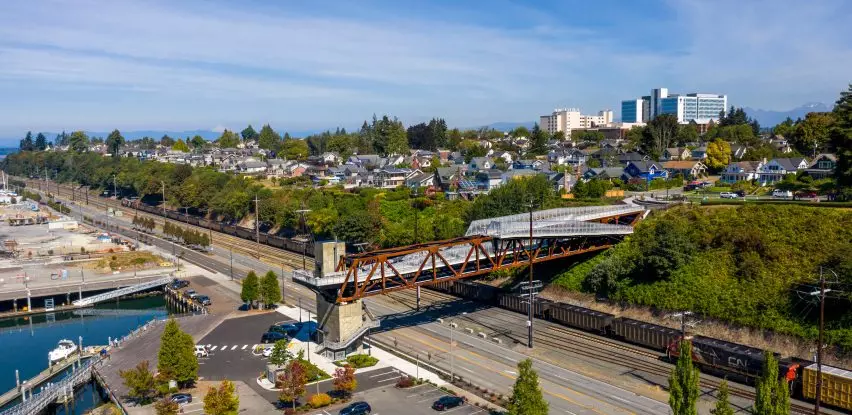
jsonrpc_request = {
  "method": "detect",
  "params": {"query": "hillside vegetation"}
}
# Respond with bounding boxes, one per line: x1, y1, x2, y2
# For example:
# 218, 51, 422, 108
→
554, 205, 852, 352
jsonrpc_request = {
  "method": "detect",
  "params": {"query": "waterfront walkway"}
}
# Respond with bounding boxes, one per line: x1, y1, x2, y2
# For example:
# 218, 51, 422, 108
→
95, 313, 226, 411
0, 351, 99, 408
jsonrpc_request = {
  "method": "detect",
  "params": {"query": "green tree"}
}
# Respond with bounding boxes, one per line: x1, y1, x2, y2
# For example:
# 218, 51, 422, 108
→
157, 319, 199, 386
677, 123, 699, 145
792, 112, 834, 157
705, 139, 732, 172
278, 360, 308, 409
646, 114, 679, 159
269, 339, 293, 366
258, 124, 282, 151
154, 397, 179, 415
507, 359, 548, 415
831, 84, 852, 196
69, 130, 90, 152
241, 271, 260, 306
668, 340, 699, 415
191, 135, 206, 151
512, 126, 530, 138
204, 379, 240, 415
753, 351, 789, 415
172, 139, 190, 152
106, 129, 125, 157
19, 131, 34, 151
711, 380, 735, 415
529, 123, 548, 155
217, 129, 240, 148
332, 364, 357, 397
34, 133, 48, 150
241, 125, 258, 142
160, 135, 175, 147
260, 270, 282, 307
120, 360, 157, 404
281, 138, 309, 160
772, 117, 796, 138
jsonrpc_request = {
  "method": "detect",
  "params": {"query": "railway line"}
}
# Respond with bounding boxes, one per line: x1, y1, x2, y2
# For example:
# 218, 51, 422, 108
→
27, 179, 833, 414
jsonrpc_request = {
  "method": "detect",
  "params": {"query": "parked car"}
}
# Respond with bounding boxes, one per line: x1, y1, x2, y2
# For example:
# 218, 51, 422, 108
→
194, 345, 209, 358
269, 323, 299, 336
262, 346, 275, 357
196, 295, 212, 306
772, 189, 793, 199
170, 279, 190, 289
171, 393, 192, 405
796, 191, 818, 199
719, 192, 738, 199
238, 303, 251, 311
184, 289, 198, 299
260, 331, 288, 344
339, 401, 371, 415
432, 396, 465, 411
734, 190, 746, 198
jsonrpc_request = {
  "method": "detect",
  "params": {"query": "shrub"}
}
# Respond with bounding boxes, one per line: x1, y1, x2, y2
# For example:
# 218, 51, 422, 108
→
307, 393, 332, 408
345, 354, 378, 368
396, 376, 415, 388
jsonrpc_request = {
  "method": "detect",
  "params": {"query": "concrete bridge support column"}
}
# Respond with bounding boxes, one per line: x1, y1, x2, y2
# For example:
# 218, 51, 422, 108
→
13, 299, 17, 312
26, 290, 31, 312
316, 294, 363, 346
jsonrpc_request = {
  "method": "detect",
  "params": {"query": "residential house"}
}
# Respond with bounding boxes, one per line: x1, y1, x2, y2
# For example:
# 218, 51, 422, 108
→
237, 160, 267, 175
583, 167, 626, 182
469, 157, 493, 171
623, 161, 668, 182
729, 144, 747, 160
662, 161, 707, 179
690, 146, 708, 160
618, 152, 646, 165
548, 149, 587, 166
266, 159, 289, 178
383, 154, 406, 167
406, 171, 435, 188
476, 169, 504, 191
757, 157, 809, 185
802, 154, 837, 179
501, 169, 539, 182
512, 159, 547, 171
767, 135, 793, 154
719, 161, 763, 184
434, 167, 464, 191
348, 154, 381, 168
376, 168, 417, 189
662, 148, 691, 161
492, 151, 513, 164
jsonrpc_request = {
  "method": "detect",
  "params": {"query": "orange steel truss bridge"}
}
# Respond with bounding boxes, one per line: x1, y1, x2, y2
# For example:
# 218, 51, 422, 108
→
294, 205, 647, 303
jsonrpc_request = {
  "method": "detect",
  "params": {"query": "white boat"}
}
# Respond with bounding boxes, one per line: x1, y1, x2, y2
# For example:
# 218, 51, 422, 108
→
48, 339, 78, 363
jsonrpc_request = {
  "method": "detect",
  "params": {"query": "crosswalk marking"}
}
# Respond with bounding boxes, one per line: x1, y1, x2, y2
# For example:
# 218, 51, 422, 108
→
230, 345, 238, 350
209, 346, 217, 351
221, 345, 227, 350
241, 345, 248, 350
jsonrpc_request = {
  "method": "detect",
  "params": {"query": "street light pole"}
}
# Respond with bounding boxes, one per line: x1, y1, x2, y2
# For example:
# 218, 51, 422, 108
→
254, 194, 261, 259
527, 199, 534, 349
295, 209, 311, 270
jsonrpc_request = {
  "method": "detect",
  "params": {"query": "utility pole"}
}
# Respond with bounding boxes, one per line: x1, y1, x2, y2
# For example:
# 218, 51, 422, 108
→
527, 199, 535, 348
254, 194, 261, 259
112, 174, 117, 200
161, 181, 166, 217
295, 209, 311, 270
815, 268, 825, 415
229, 249, 234, 281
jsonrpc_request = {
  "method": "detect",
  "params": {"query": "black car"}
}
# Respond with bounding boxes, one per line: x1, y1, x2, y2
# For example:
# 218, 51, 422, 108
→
169, 279, 190, 289
339, 401, 371, 415
261, 331, 288, 344
432, 396, 464, 411
734, 190, 746, 197
269, 323, 299, 336
171, 393, 192, 405
196, 295, 212, 306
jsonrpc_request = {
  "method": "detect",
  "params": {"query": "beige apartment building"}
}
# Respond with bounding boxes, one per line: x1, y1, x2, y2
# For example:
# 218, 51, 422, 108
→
540, 108, 613, 137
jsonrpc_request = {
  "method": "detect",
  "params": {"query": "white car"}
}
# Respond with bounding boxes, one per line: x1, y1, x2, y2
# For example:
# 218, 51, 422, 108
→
262, 346, 274, 358
719, 192, 738, 199
772, 189, 793, 199
195, 345, 209, 358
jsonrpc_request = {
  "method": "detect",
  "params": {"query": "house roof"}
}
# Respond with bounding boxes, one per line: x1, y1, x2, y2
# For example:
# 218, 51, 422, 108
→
808, 153, 837, 167
627, 160, 660, 173
587, 167, 625, 178
478, 169, 504, 179
771, 157, 807, 171
408, 172, 434, 184
662, 161, 704, 169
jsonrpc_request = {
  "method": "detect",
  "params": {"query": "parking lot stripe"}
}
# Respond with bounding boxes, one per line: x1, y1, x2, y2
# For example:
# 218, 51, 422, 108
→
220, 345, 227, 350
440, 405, 469, 414
230, 345, 238, 350
377, 375, 401, 382
209, 346, 217, 351
368, 369, 396, 378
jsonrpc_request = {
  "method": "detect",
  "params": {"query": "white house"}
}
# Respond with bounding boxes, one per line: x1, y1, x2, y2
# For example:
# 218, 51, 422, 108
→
719, 161, 763, 184
757, 158, 808, 185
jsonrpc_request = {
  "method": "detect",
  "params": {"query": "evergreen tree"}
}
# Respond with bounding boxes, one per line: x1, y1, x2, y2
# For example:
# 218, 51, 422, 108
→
154, 397, 179, 415
258, 124, 282, 151
529, 123, 548, 155
831, 84, 852, 197
34, 133, 48, 150
260, 270, 282, 307
752, 351, 789, 415
711, 380, 735, 415
106, 129, 125, 157
668, 340, 700, 415
507, 359, 548, 415
241, 271, 260, 306
269, 339, 293, 366
204, 380, 240, 415
19, 131, 34, 151
157, 319, 199, 386
241, 125, 258, 142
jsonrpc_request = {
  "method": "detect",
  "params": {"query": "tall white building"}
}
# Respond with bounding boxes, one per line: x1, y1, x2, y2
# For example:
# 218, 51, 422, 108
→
540, 108, 613, 137
622, 88, 727, 124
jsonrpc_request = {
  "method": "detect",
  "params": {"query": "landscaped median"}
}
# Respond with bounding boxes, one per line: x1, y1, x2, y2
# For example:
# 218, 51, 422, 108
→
333, 353, 379, 368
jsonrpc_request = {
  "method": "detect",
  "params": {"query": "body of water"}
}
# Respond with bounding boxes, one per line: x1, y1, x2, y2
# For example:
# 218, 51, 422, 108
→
0, 296, 172, 414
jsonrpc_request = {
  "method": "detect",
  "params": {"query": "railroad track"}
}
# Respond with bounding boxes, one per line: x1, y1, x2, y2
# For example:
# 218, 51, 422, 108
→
30, 180, 313, 271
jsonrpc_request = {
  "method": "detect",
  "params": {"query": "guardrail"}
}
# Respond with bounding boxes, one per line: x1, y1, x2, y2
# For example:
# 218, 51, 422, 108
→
0, 358, 97, 415
72, 276, 172, 306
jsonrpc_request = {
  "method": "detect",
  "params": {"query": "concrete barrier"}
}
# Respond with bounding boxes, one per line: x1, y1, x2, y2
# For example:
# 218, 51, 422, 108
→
478, 332, 487, 339
492, 338, 503, 345
465, 328, 474, 334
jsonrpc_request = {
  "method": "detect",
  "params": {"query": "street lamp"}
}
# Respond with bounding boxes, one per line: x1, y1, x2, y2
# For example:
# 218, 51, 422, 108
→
295, 209, 311, 270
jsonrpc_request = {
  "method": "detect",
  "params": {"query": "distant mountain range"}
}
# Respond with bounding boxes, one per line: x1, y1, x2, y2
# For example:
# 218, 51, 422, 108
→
744, 102, 832, 127
475, 121, 536, 132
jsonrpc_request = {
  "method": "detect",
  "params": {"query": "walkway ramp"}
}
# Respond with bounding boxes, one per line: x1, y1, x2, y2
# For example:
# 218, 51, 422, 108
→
72, 276, 172, 306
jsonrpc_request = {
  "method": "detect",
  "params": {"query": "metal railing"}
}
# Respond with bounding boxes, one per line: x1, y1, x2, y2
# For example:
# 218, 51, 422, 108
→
0, 358, 97, 415
72, 276, 172, 306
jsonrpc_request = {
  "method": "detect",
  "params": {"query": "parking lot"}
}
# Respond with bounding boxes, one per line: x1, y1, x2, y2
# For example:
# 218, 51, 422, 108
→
311, 383, 486, 415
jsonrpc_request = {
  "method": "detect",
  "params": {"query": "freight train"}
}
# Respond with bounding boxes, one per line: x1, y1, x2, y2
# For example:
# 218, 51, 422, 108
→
432, 280, 852, 412
120, 199, 314, 256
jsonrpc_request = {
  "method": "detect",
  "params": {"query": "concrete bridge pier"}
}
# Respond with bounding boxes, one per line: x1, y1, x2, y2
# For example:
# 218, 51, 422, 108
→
12, 299, 17, 312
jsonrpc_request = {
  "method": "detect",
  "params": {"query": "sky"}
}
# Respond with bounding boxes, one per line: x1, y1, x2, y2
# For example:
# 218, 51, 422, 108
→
0, 0, 850, 143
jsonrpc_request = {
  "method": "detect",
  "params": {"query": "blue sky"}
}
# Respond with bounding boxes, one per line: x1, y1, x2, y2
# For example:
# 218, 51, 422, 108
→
0, 0, 850, 143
